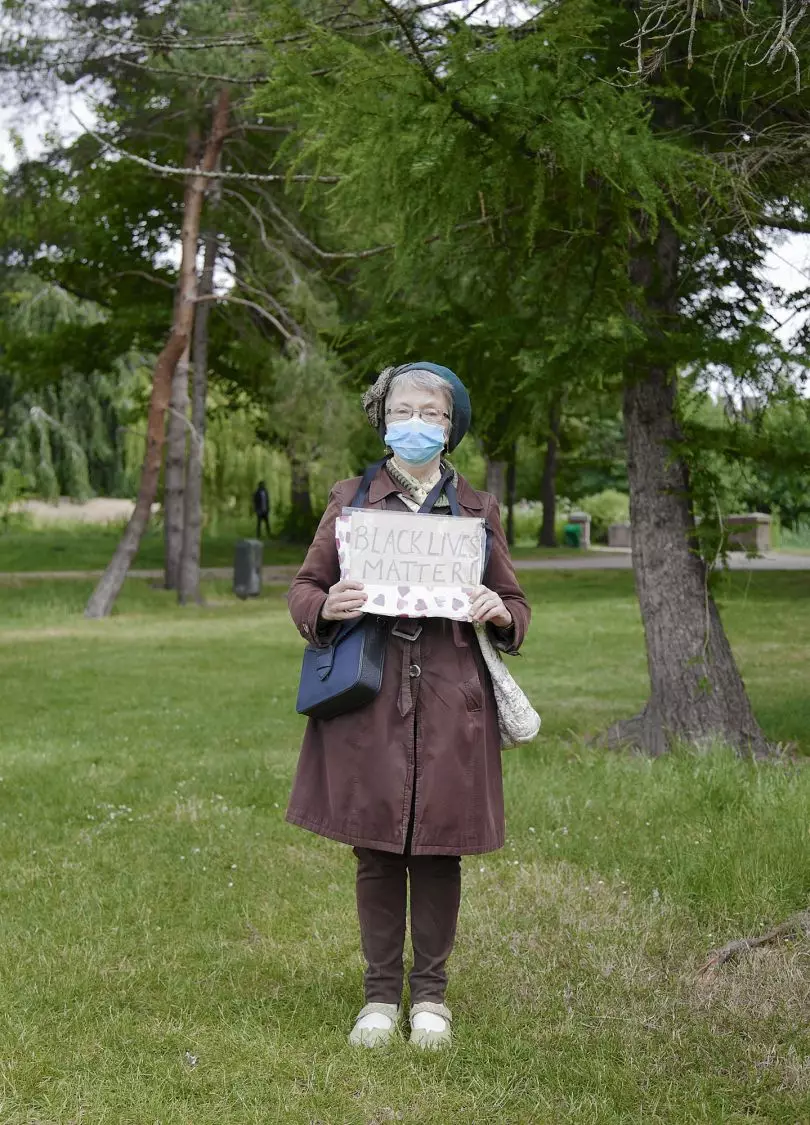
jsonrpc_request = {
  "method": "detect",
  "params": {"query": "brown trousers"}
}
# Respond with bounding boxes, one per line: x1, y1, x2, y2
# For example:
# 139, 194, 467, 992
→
353, 839, 462, 1004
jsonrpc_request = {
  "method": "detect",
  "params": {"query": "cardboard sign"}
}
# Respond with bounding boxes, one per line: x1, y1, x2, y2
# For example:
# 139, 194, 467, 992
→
336, 507, 486, 620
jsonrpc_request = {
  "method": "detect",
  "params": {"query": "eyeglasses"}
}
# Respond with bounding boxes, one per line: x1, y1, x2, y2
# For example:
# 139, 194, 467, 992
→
385, 406, 451, 425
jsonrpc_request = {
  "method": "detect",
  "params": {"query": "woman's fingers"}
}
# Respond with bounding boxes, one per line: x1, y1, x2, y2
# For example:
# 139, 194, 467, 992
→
323, 581, 367, 620
465, 584, 509, 624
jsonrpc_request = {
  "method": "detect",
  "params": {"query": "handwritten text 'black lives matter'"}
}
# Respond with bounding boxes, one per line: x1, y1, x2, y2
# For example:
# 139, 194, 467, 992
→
348, 518, 484, 585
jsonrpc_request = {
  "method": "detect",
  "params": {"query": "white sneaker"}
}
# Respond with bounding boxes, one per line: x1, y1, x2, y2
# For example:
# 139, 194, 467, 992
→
348, 1002, 401, 1047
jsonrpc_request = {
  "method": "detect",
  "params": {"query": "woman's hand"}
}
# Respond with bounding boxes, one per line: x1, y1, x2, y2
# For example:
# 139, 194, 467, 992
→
467, 585, 513, 628
320, 579, 368, 622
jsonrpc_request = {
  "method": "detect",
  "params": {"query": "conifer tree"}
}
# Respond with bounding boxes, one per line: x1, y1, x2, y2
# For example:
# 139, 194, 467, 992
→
253, 0, 810, 755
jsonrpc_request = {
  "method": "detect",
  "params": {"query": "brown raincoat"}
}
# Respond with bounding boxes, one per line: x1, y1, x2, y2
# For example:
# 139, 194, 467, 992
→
286, 464, 531, 856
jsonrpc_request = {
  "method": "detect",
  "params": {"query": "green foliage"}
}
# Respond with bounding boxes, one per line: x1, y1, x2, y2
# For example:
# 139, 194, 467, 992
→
577, 489, 630, 543
682, 389, 810, 540
201, 391, 290, 533
0, 278, 150, 501
508, 501, 572, 547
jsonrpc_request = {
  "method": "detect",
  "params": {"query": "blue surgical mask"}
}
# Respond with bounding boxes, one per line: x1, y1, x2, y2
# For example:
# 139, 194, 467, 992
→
384, 417, 446, 465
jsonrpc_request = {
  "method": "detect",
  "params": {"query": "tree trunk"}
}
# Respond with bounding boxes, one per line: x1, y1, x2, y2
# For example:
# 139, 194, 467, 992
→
505, 443, 517, 548
178, 228, 218, 606
282, 454, 313, 541
538, 397, 562, 547
291, 456, 312, 523
606, 217, 769, 757
83, 331, 189, 618
163, 342, 190, 589
485, 458, 506, 503
85, 88, 231, 619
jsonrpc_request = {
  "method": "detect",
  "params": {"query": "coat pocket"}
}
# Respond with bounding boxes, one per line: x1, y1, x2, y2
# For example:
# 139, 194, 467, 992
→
460, 676, 483, 713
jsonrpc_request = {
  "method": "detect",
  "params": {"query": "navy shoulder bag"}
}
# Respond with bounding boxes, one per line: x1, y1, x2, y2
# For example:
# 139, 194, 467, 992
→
295, 458, 391, 720
295, 458, 461, 720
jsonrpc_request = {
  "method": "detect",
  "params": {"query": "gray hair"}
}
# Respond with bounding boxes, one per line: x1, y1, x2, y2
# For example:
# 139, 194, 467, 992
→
387, 369, 453, 419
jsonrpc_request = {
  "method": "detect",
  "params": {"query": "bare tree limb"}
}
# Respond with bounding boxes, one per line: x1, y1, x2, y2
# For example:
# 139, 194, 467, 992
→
225, 184, 523, 264
117, 57, 271, 85
699, 908, 810, 976
194, 292, 294, 341
760, 215, 810, 234
627, 0, 810, 87
112, 270, 176, 291
73, 114, 340, 183
230, 268, 308, 337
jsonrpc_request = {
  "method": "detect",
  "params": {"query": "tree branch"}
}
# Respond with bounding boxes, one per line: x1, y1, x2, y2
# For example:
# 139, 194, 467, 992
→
378, 0, 496, 137
760, 215, 810, 234
194, 292, 294, 341
226, 184, 523, 264
117, 57, 271, 85
112, 270, 176, 291
230, 269, 308, 338
74, 115, 340, 183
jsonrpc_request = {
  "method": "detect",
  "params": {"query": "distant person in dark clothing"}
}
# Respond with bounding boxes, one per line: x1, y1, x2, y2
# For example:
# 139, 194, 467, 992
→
253, 481, 271, 538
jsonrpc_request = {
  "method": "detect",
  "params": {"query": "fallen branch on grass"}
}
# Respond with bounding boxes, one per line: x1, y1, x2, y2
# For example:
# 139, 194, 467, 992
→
699, 908, 810, 977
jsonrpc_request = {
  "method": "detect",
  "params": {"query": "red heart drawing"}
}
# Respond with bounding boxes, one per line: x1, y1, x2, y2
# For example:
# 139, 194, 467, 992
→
398, 585, 410, 595
397, 598, 408, 610
414, 599, 428, 612
373, 594, 386, 606
452, 598, 464, 610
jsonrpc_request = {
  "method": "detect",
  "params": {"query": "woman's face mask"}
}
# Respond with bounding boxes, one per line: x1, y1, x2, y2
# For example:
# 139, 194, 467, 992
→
384, 416, 447, 465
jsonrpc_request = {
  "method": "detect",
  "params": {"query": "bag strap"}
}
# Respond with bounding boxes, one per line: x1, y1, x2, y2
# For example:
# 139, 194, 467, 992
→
418, 467, 460, 516
348, 455, 490, 574
350, 455, 392, 509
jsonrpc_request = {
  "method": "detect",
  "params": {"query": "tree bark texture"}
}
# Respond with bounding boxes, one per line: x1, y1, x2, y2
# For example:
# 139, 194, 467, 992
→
83, 331, 189, 618
163, 342, 190, 589
505, 445, 516, 548
85, 88, 231, 619
178, 228, 218, 606
607, 217, 768, 756
539, 397, 562, 547
284, 455, 313, 541
485, 458, 506, 504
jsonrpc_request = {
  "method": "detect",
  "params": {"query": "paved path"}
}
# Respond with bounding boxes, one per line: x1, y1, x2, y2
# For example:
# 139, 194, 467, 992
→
513, 550, 810, 571
2, 552, 809, 584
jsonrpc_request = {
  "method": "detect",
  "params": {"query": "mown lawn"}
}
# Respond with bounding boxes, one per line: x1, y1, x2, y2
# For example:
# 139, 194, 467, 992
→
0, 570, 809, 1123
0, 520, 599, 573
0, 521, 306, 572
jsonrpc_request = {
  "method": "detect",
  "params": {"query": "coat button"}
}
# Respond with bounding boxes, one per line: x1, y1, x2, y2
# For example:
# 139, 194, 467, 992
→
409, 663, 421, 678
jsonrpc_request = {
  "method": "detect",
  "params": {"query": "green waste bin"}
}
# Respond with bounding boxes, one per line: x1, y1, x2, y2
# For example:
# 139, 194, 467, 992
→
563, 523, 582, 549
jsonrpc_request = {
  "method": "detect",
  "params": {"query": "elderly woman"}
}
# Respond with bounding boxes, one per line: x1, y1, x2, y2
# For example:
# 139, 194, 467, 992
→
286, 361, 531, 1049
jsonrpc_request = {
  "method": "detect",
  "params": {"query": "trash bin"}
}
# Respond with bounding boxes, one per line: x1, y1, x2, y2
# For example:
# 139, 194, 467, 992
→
233, 538, 263, 599
563, 523, 582, 549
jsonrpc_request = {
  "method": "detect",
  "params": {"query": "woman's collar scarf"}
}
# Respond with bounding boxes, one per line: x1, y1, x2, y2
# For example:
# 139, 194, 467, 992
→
385, 456, 458, 509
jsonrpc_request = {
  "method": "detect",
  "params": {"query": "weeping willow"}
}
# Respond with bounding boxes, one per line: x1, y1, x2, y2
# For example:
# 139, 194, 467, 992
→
0, 278, 147, 504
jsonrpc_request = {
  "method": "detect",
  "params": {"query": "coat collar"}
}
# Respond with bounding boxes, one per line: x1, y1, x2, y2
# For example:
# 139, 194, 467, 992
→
367, 465, 485, 513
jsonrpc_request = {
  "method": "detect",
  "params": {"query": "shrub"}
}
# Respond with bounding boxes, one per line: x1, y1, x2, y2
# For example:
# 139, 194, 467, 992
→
576, 489, 630, 543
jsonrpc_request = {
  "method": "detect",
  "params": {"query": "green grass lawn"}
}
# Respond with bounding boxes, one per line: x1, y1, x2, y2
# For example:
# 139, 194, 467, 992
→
0, 521, 593, 573
0, 520, 306, 572
0, 571, 809, 1123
